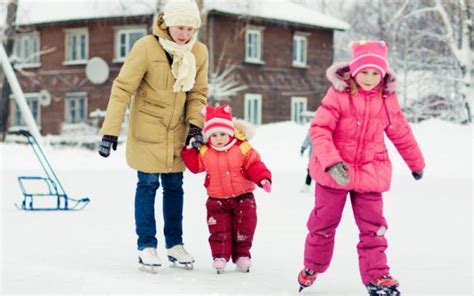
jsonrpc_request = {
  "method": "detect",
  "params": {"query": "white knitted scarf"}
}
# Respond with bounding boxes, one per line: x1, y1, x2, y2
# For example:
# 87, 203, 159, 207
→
159, 35, 197, 92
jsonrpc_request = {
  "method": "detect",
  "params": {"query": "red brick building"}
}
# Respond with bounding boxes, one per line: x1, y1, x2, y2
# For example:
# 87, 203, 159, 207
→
6, 0, 348, 135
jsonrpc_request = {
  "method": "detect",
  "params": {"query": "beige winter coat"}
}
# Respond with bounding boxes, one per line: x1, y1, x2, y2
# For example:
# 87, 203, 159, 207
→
101, 13, 209, 173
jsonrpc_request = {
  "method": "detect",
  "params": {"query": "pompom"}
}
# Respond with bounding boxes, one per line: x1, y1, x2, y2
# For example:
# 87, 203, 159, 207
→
223, 105, 232, 114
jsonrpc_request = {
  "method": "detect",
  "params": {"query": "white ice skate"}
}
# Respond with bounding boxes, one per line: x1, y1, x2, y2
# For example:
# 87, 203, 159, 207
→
235, 256, 251, 273
167, 244, 195, 270
138, 247, 162, 274
213, 257, 227, 274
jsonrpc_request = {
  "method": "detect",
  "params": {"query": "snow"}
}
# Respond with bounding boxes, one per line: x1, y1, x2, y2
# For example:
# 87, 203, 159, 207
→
205, 0, 350, 31
12, 0, 350, 31
15, 0, 157, 25
0, 119, 472, 295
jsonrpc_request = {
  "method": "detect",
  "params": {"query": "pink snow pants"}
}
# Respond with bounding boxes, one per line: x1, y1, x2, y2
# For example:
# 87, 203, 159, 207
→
304, 183, 390, 284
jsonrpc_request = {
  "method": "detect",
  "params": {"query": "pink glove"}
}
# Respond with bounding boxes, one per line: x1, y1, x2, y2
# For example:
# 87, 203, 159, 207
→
261, 179, 271, 193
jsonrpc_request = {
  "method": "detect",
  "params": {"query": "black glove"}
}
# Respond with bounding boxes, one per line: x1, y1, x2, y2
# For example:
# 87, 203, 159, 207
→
300, 147, 305, 156
327, 162, 350, 185
186, 124, 203, 149
412, 170, 423, 180
98, 135, 118, 158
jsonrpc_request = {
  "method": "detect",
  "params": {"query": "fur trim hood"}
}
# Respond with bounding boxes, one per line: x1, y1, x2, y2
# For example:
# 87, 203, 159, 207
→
233, 119, 255, 142
326, 62, 397, 94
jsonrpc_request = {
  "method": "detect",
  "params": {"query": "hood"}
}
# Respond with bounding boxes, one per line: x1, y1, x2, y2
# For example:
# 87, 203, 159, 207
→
152, 12, 173, 41
326, 62, 397, 94
233, 119, 255, 142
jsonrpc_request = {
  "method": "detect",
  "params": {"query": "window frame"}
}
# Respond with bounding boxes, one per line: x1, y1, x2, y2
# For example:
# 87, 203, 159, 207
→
292, 34, 308, 67
63, 28, 89, 65
113, 25, 147, 62
244, 93, 262, 125
291, 96, 308, 124
64, 92, 88, 124
11, 93, 42, 127
245, 28, 264, 64
13, 32, 41, 68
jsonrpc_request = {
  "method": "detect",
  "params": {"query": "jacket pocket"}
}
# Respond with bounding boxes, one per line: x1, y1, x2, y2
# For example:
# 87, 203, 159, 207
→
374, 150, 389, 162
134, 111, 165, 143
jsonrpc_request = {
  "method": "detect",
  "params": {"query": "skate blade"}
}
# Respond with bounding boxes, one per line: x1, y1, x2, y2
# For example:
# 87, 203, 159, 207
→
168, 256, 194, 270
236, 266, 250, 273
216, 268, 225, 274
139, 264, 160, 274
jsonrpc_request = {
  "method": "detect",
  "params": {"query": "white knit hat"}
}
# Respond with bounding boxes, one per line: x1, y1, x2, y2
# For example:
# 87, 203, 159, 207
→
163, 0, 201, 29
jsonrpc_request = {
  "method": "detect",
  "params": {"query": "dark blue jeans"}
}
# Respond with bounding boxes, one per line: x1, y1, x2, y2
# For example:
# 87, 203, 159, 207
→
135, 171, 184, 250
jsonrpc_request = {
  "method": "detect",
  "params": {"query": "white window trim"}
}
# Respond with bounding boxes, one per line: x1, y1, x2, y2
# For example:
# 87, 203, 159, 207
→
291, 96, 307, 124
244, 28, 265, 64
113, 25, 147, 63
13, 31, 41, 68
10, 93, 42, 127
292, 35, 308, 68
64, 92, 88, 124
63, 28, 89, 65
244, 93, 262, 125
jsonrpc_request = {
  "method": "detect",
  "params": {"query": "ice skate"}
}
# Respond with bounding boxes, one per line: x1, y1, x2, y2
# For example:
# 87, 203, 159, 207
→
298, 268, 317, 292
235, 256, 251, 273
213, 257, 227, 274
138, 247, 162, 274
167, 244, 195, 270
366, 275, 400, 296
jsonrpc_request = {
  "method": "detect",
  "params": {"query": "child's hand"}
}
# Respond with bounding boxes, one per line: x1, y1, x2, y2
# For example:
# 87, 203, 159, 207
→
261, 179, 271, 193
328, 162, 350, 186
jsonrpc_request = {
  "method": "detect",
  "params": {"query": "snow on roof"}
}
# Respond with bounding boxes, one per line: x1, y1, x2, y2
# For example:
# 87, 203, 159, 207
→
204, 0, 350, 31
14, 0, 350, 31
15, 0, 157, 26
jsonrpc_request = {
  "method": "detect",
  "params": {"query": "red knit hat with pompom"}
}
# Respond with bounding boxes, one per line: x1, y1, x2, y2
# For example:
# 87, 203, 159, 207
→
203, 105, 235, 142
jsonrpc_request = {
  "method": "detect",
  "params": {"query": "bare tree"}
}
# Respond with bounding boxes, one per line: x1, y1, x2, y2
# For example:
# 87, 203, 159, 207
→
388, 0, 472, 123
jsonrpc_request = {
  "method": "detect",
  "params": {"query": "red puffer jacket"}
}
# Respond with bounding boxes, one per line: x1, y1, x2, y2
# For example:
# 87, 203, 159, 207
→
310, 63, 425, 193
182, 134, 271, 199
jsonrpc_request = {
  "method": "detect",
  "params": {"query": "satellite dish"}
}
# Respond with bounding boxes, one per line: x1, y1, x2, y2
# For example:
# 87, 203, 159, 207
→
39, 89, 52, 106
85, 57, 109, 85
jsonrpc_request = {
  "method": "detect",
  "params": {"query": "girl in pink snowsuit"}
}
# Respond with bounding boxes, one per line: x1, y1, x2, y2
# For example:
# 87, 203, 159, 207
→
298, 41, 425, 295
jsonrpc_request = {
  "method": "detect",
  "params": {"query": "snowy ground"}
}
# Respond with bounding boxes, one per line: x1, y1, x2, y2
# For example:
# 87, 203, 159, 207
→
1, 119, 472, 295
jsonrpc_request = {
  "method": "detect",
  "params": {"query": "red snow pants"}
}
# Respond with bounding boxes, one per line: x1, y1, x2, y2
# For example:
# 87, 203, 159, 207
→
206, 192, 257, 262
304, 183, 390, 284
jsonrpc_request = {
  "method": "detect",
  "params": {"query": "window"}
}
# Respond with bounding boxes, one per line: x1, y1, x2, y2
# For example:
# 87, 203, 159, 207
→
245, 29, 263, 63
12, 93, 41, 127
244, 93, 262, 125
292, 35, 307, 67
64, 28, 88, 64
65, 93, 88, 123
115, 26, 147, 61
13, 32, 40, 67
291, 97, 307, 124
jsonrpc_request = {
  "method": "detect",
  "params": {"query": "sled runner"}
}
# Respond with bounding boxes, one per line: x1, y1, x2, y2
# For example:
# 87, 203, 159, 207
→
10, 129, 90, 211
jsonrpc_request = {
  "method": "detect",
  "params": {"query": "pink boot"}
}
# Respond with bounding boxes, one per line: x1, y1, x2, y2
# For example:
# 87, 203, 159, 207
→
213, 258, 227, 274
236, 256, 251, 273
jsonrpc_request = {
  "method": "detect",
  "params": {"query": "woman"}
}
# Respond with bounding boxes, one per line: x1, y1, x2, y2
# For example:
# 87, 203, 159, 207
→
99, 0, 208, 273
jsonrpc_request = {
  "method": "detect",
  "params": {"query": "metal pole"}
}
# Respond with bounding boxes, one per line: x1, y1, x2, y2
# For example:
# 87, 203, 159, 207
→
0, 43, 44, 148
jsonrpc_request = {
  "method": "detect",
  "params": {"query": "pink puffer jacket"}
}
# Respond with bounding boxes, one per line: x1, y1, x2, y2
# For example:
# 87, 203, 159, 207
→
309, 63, 425, 193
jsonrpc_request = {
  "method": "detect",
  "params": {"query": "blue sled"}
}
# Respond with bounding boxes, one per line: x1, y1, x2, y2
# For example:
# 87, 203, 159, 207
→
10, 129, 90, 211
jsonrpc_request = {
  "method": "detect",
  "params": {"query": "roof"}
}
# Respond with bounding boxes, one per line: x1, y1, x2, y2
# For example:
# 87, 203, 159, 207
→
204, 0, 350, 31
12, 0, 350, 31
15, 0, 157, 26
